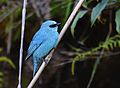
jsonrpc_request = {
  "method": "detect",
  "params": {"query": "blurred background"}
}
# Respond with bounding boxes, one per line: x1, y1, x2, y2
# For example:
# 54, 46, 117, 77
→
0, 0, 120, 88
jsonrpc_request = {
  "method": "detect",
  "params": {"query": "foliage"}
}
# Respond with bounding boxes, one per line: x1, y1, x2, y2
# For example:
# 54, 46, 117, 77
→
51, 0, 74, 25
0, 56, 15, 68
71, 0, 120, 36
0, 72, 3, 87
0, 48, 15, 87
0, 1, 18, 86
71, 10, 88, 36
91, 0, 109, 26
0, 0, 120, 87
115, 9, 120, 33
72, 34, 120, 74
70, 0, 120, 78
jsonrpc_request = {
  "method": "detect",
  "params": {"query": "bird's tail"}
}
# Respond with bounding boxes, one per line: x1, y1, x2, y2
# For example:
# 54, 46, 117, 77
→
25, 54, 31, 61
33, 62, 39, 77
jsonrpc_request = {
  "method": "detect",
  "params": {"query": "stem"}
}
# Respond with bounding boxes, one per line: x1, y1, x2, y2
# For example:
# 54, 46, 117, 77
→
86, 10, 113, 88
27, 0, 85, 88
17, 0, 27, 88
86, 49, 104, 88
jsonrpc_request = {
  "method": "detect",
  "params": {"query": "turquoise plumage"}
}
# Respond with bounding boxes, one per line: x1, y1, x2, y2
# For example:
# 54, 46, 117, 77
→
25, 20, 60, 76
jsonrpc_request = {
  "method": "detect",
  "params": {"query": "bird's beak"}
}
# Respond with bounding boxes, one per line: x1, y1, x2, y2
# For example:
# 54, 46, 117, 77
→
49, 22, 61, 27
56, 22, 61, 26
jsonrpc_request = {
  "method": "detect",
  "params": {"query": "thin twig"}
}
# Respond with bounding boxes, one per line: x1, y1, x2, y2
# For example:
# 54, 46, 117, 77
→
17, 0, 27, 88
7, 27, 12, 54
86, 10, 113, 88
27, 0, 85, 88
86, 49, 104, 88
0, 6, 18, 22
55, 51, 120, 67
30, 0, 41, 17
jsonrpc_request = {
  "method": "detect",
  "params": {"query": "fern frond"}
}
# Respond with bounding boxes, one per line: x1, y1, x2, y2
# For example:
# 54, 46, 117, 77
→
72, 34, 120, 74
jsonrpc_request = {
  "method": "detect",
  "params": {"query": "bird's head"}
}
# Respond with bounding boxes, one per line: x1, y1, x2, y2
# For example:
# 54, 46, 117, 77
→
41, 20, 61, 32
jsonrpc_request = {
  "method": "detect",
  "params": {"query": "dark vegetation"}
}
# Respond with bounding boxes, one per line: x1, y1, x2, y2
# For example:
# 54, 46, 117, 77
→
0, 0, 120, 88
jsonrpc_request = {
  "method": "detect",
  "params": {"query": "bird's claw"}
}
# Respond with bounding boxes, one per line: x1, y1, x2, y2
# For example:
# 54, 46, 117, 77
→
42, 59, 49, 66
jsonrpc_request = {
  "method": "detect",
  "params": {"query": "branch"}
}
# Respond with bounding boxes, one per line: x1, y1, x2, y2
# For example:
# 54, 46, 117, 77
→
17, 0, 27, 88
27, 0, 85, 88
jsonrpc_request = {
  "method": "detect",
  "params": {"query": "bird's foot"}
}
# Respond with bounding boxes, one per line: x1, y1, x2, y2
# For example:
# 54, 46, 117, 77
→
42, 59, 49, 66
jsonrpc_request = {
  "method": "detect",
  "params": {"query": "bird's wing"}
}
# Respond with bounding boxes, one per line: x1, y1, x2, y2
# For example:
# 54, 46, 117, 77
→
25, 31, 45, 61
32, 35, 59, 60
25, 43, 41, 61
54, 34, 59, 48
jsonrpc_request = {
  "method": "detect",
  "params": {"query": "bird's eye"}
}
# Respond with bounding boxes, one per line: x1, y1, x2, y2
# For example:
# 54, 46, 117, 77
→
49, 23, 61, 28
49, 24, 57, 28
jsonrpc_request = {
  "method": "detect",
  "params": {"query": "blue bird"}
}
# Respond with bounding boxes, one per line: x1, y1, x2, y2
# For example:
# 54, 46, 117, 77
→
25, 20, 60, 76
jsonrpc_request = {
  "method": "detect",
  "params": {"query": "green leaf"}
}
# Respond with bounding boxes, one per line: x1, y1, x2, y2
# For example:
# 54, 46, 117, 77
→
14, 6, 21, 17
0, 72, 3, 76
67, 44, 82, 52
72, 60, 76, 75
5, 15, 13, 33
64, 0, 72, 22
0, 56, 15, 69
113, 41, 117, 47
115, 9, 120, 33
0, 78, 3, 82
82, 0, 93, 8
91, 0, 109, 26
103, 44, 109, 50
0, 0, 7, 4
118, 41, 120, 47
0, 48, 2, 52
71, 10, 88, 36
13, 28, 20, 41
109, 43, 113, 49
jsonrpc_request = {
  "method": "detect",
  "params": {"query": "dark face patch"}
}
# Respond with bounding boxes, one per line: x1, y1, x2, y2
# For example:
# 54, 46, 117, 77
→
49, 24, 57, 28
49, 23, 61, 28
